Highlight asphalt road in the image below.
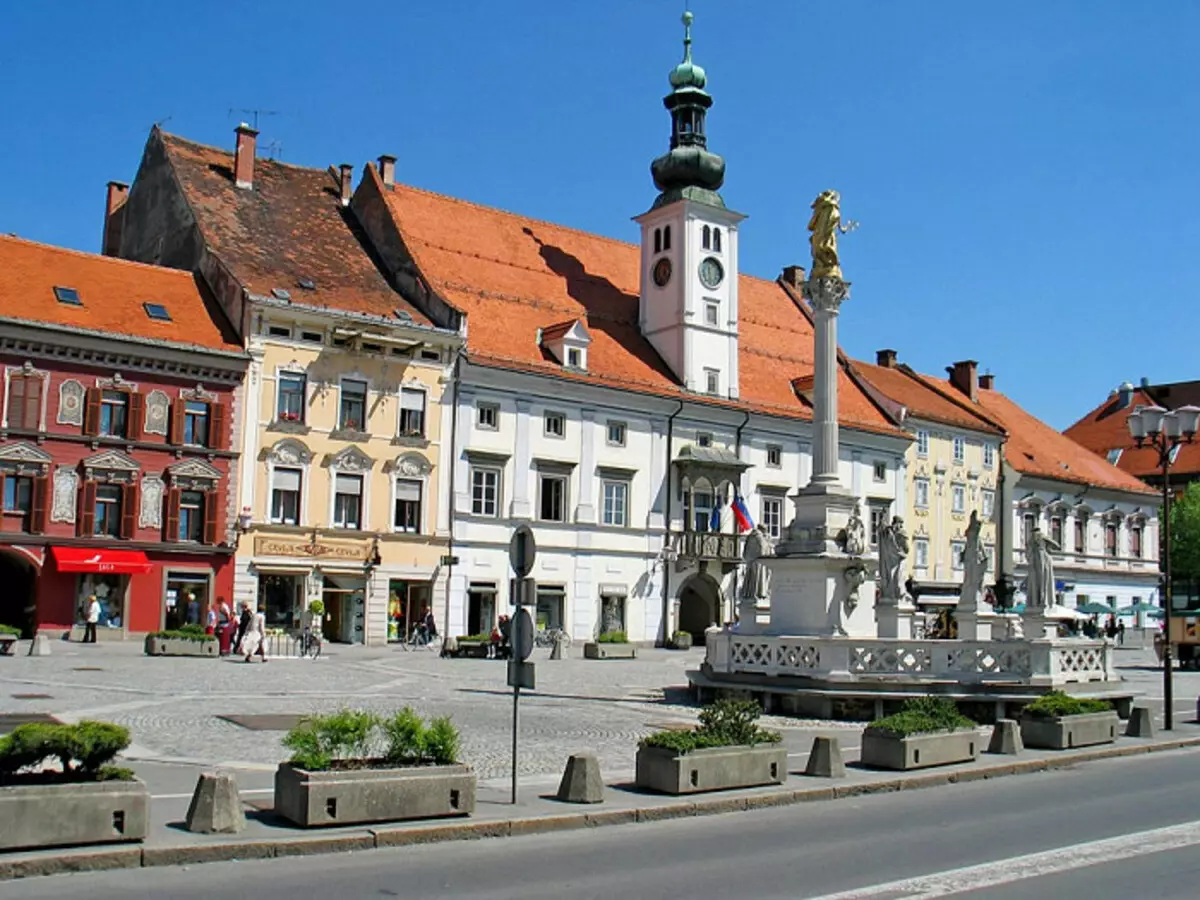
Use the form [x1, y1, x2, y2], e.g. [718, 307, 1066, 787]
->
[9, 747, 1200, 899]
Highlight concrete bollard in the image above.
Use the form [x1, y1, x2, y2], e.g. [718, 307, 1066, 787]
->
[987, 719, 1023, 755]
[1125, 706, 1156, 739]
[804, 736, 846, 778]
[185, 770, 245, 834]
[556, 753, 604, 803]
[27, 634, 50, 657]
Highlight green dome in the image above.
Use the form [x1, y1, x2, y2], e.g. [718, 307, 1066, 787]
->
[669, 11, 707, 89]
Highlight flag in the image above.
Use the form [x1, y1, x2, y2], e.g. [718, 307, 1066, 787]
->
[709, 500, 722, 532]
[731, 494, 754, 533]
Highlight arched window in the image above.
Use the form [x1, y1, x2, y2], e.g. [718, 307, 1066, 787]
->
[713, 228, 722, 253]
[663, 226, 671, 251]
[653, 228, 662, 254]
[702, 225, 711, 250]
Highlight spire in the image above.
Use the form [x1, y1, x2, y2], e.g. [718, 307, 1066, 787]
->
[650, 11, 726, 209]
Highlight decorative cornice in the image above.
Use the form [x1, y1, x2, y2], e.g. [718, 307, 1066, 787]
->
[0, 331, 244, 383]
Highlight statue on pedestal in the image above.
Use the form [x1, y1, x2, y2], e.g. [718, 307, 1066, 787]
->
[740, 526, 774, 604]
[842, 500, 867, 557]
[960, 511, 988, 609]
[807, 190, 856, 281]
[878, 516, 910, 603]
[1025, 528, 1059, 610]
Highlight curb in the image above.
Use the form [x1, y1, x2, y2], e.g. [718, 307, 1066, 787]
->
[4, 735, 1200, 881]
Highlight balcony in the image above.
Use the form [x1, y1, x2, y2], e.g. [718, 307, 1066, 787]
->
[670, 530, 744, 564]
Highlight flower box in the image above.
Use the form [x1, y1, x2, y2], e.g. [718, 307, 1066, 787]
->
[860, 728, 980, 771]
[273, 762, 475, 828]
[1020, 711, 1119, 750]
[584, 642, 637, 660]
[0, 779, 149, 851]
[670, 632, 693, 651]
[635, 743, 786, 795]
[144, 635, 218, 657]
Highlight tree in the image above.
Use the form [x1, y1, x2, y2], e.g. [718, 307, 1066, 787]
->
[1170, 483, 1200, 584]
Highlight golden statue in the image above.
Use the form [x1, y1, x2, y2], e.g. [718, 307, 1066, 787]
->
[807, 190, 854, 280]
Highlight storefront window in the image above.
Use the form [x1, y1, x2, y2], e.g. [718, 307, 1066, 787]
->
[388, 580, 432, 642]
[535, 584, 565, 630]
[76, 574, 124, 629]
[259, 573, 302, 630]
[164, 572, 210, 631]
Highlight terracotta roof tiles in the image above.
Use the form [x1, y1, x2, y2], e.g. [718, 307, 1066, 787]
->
[1065, 386, 1200, 480]
[852, 360, 1004, 435]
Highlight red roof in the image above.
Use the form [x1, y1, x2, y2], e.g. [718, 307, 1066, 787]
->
[0, 234, 241, 353]
[852, 360, 1004, 435]
[158, 132, 431, 326]
[1065, 386, 1200, 480]
[370, 168, 898, 436]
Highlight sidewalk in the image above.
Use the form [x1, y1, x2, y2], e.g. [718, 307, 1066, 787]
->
[4, 720, 1200, 881]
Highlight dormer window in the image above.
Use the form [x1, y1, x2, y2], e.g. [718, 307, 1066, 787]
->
[567, 348, 581, 368]
[540, 319, 591, 372]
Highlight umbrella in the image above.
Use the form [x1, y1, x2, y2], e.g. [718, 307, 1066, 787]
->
[1117, 603, 1154, 615]
[1145, 608, 1165, 619]
[1077, 601, 1116, 615]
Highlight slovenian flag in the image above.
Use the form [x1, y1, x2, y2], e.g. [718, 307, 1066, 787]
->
[731, 494, 754, 533]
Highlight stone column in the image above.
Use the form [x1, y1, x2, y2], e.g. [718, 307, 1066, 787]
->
[802, 276, 850, 490]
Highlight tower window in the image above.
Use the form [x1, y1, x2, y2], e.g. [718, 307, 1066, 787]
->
[704, 301, 719, 326]
[663, 226, 671, 251]
[702, 225, 711, 250]
[713, 228, 722, 253]
[654, 228, 662, 254]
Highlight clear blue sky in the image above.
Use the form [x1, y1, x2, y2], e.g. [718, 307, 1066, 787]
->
[3, 1, 1197, 429]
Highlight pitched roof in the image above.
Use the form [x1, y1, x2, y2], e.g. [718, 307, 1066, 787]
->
[0, 234, 242, 354]
[851, 360, 1004, 435]
[913, 373, 1154, 495]
[1065, 384, 1200, 480]
[369, 169, 898, 436]
[158, 131, 430, 326]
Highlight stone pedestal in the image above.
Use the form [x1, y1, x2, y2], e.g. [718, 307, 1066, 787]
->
[956, 608, 995, 641]
[1023, 615, 1059, 640]
[762, 554, 876, 637]
[876, 599, 917, 639]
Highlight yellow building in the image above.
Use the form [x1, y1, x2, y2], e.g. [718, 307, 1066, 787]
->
[854, 356, 1006, 603]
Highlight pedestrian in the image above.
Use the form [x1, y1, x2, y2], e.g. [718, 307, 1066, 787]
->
[185, 592, 200, 626]
[205, 604, 217, 636]
[83, 594, 100, 644]
[234, 601, 252, 654]
[242, 608, 268, 663]
[424, 610, 438, 640]
[1117, 620, 1126, 646]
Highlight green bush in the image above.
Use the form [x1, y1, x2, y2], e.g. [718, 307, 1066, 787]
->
[597, 631, 628, 644]
[284, 708, 461, 770]
[0, 624, 21, 636]
[0, 720, 131, 783]
[381, 707, 426, 764]
[456, 633, 492, 643]
[283, 709, 379, 771]
[639, 699, 780, 754]
[149, 629, 215, 643]
[1023, 691, 1112, 719]
[309, 599, 325, 617]
[866, 697, 978, 738]
[423, 717, 461, 765]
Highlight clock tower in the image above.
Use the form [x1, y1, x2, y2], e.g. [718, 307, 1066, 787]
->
[636, 11, 746, 398]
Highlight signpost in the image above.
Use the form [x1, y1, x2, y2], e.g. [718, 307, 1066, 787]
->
[507, 525, 536, 805]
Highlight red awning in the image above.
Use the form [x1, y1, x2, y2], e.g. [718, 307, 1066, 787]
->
[51, 547, 153, 575]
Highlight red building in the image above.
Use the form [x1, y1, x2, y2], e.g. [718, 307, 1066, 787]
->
[0, 235, 246, 638]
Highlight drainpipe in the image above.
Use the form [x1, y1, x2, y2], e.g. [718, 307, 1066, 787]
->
[660, 400, 685, 646]
[732, 410, 751, 624]
[442, 348, 465, 642]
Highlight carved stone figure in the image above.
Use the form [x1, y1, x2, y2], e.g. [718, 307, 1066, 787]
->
[139, 474, 165, 529]
[739, 526, 773, 602]
[145, 390, 171, 436]
[50, 467, 78, 524]
[878, 516, 910, 602]
[808, 189, 852, 280]
[57, 379, 85, 427]
[842, 500, 867, 557]
[840, 562, 869, 634]
[1025, 528, 1059, 610]
[959, 510, 988, 608]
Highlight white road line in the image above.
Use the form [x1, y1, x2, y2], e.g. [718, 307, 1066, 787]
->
[150, 789, 274, 800]
[806, 819, 1200, 899]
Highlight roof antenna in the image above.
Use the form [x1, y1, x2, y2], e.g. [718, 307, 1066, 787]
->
[227, 108, 279, 130]
[155, 115, 172, 129]
[263, 139, 284, 160]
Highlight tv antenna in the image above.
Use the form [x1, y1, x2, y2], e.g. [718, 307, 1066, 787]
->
[227, 108, 279, 130]
[263, 139, 284, 160]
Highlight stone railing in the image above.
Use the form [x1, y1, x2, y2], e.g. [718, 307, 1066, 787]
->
[670, 530, 743, 564]
[706, 632, 1114, 687]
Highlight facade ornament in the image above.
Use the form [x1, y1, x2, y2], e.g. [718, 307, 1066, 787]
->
[166, 458, 222, 488]
[841, 500, 867, 557]
[878, 516, 910, 603]
[50, 467, 78, 524]
[326, 445, 373, 473]
[388, 453, 432, 477]
[267, 438, 314, 466]
[57, 379, 85, 426]
[81, 449, 140, 482]
[0, 441, 52, 473]
[96, 373, 137, 390]
[144, 390, 171, 435]
[139, 474, 165, 529]
[739, 526, 774, 603]
[1025, 527, 1059, 610]
[181, 383, 217, 402]
[842, 562, 869, 620]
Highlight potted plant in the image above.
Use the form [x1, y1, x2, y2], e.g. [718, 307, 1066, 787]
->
[450, 634, 492, 658]
[1019, 692, 1118, 750]
[0, 721, 148, 851]
[861, 698, 981, 771]
[670, 630, 693, 651]
[274, 707, 475, 827]
[585, 630, 637, 660]
[635, 700, 785, 795]
[144, 623, 218, 657]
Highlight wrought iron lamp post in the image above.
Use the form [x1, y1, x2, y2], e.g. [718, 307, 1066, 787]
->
[1127, 403, 1200, 730]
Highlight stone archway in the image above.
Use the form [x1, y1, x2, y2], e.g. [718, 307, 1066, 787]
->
[0, 548, 38, 638]
[677, 572, 722, 645]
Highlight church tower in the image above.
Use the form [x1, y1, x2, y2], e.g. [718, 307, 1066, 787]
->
[636, 11, 746, 398]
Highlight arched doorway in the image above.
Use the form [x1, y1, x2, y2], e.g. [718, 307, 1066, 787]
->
[0, 549, 38, 638]
[677, 573, 722, 645]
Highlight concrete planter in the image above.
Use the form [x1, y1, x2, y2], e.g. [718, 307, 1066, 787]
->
[670, 633, 693, 651]
[584, 642, 637, 660]
[274, 762, 476, 828]
[0, 779, 149, 851]
[635, 743, 786, 795]
[1020, 711, 1119, 750]
[860, 728, 981, 771]
[144, 635, 218, 657]
[448, 640, 491, 659]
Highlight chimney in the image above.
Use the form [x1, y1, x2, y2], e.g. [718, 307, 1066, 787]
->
[378, 154, 396, 188]
[1117, 381, 1135, 408]
[876, 349, 898, 369]
[101, 181, 129, 257]
[947, 359, 979, 402]
[1140, 376, 1151, 389]
[780, 265, 806, 288]
[338, 164, 353, 207]
[234, 123, 258, 189]
[979, 373, 995, 390]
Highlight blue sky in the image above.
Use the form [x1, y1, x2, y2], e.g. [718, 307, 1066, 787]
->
[2, 1, 1197, 429]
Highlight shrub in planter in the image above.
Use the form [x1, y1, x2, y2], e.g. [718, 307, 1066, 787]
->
[0, 624, 21, 637]
[862, 698, 980, 771]
[0, 720, 134, 785]
[308, 599, 326, 617]
[670, 630, 693, 650]
[1022, 692, 1112, 719]
[865, 697, 977, 739]
[148, 628, 216, 642]
[1020, 691, 1118, 750]
[597, 631, 628, 644]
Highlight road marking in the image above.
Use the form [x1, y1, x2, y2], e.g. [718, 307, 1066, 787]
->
[150, 789, 274, 800]
[806, 819, 1200, 899]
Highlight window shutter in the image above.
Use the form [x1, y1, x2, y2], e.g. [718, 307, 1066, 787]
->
[203, 489, 220, 544]
[7, 375, 24, 427]
[22, 376, 42, 430]
[164, 487, 181, 542]
[169, 398, 186, 445]
[127, 392, 146, 441]
[78, 481, 97, 537]
[31, 475, 48, 533]
[120, 482, 139, 539]
[209, 402, 227, 450]
[83, 388, 102, 436]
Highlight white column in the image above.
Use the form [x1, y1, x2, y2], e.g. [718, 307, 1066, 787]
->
[803, 277, 849, 489]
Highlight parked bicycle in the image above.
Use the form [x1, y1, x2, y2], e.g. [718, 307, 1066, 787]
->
[296, 625, 322, 659]
[403, 624, 440, 652]
[534, 626, 571, 649]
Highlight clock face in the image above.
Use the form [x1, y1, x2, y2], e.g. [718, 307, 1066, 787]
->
[699, 256, 724, 289]
[653, 257, 673, 287]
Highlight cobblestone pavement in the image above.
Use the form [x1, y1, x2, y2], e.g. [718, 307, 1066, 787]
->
[1, 640, 1190, 783]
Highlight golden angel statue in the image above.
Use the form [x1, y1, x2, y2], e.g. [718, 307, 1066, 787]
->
[807, 190, 855, 280]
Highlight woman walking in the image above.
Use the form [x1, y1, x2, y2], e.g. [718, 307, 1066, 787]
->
[241, 607, 268, 663]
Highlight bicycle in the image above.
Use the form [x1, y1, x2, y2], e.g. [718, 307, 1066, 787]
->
[296, 626, 322, 659]
[534, 627, 571, 649]
[405, 625, 440, 652]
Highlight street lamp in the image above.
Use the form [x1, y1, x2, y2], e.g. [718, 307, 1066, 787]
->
[1127, 403, 1200, 730]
